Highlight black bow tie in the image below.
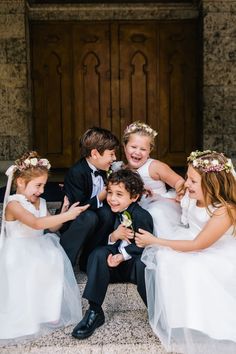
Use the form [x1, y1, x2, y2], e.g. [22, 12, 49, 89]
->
[93, 170, 103, 177]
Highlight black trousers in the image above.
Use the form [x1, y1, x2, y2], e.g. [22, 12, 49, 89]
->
[83, 246, 147, 306]
[60, 204, 115, 267]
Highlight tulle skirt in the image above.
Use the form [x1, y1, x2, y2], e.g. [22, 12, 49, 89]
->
[142, 238, 236, 354]
[0, 233, 82, 345]
[139, 193, 182, 236]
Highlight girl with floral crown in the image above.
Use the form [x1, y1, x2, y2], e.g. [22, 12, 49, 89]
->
[120, 121, 185, 236]
[135, 150, 236, 354]
[0, 151, 89, 345]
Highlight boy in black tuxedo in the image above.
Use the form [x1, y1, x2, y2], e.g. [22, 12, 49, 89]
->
[60, 127, 119, 269]
[72, 169, 153, 339]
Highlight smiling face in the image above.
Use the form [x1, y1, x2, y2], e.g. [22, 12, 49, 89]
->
[106, 182, 138, 213]
[16, 173, 48, 204]
[89, 149, 116, 171]
[124, 133, 151, 170]
[185, 165, 205, 206]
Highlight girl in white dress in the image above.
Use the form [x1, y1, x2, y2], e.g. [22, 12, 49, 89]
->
[0, 151, 89, 345]
[122, 121, 185, 235]
[135, 150, 236, 354]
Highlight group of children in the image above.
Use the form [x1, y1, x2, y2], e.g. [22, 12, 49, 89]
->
[0, 122, 236, 354]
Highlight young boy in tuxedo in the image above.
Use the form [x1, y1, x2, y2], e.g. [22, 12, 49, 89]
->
[60, 127, 119, 270]
[72, 169, 153, 339]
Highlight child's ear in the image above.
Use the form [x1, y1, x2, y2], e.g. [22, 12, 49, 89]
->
[132, 194, 139, 203]
[16, 177, 25, 188]
[91, 148, 100, 159]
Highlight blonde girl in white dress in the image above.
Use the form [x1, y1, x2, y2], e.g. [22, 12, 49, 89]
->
[122, 121, 185, 235]
[0, 151, 89, 345]
[135, 150, 236, 354]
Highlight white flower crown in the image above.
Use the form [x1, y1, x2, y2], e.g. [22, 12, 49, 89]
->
[15, 157, 51, 171]
[187, 150, 233, 174]
[124, 121, 158, 138]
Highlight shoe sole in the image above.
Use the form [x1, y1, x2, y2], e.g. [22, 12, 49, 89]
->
[71, 317, 105, 340]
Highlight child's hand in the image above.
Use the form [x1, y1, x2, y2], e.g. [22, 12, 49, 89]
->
[61, 195, 70, 213]
[143, 185, 154, 198]
[67, 202, 89, 220]
[175, 180, 186, 202]
[107, 253, 124, 267]
[175, 191, 185, 202]
[98, 187, 107, 202]
[112, 224, 134, 242]
[135, 228, 157, 248]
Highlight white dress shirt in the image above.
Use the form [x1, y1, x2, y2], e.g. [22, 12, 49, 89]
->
[86, 160, 104, 208]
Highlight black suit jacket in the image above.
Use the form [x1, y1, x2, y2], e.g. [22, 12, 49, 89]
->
[64, 158, 107, 210]
[112, 202, 153, 257]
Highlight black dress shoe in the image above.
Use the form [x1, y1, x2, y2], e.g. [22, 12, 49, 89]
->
[72, 308, 105, 339]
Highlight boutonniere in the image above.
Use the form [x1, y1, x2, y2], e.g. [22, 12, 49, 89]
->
[106, 168, 112, 178]
[121, 211, 133, 230]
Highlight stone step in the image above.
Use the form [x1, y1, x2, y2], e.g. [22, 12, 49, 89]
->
[76, 272, 146, 312]
[1, 309, 168, 354]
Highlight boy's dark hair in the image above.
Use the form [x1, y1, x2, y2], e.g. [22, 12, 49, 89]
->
[106, 169, 144, 201]
[80, 127, 119, 157]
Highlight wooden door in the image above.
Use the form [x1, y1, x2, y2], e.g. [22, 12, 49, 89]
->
[30, 20, 199, 168]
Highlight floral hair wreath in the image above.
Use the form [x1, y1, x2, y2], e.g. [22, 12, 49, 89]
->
[124, 121, 158, 138]
[15, 157, 51, 171]
[187, 150, 233, 174]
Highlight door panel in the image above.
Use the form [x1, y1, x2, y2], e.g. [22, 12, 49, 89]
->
[118, 23, 158, 157]
[159, 21, 198, 165]
[73, 23, 112, 158]
[30, 20, 199, 168]
[31, 23, 73, 168]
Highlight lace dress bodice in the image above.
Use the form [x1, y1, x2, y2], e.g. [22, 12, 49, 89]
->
[5, 194, 46, 239]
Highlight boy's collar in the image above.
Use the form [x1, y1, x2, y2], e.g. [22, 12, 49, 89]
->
[119, 202, 137, 214]
[86, 158, 99, 172]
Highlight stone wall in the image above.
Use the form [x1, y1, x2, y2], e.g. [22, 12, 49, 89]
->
[0, 0, 236, 169]
[203, 0, 236, 162]
[0, 0, 30, 170]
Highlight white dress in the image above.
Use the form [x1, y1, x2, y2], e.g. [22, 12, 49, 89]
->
[0, 194, 82, 345]
[142, 195, 236, 354]
[137, 159, 182, 236]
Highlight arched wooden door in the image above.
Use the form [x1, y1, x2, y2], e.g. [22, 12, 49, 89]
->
[30, 20, 200, 168]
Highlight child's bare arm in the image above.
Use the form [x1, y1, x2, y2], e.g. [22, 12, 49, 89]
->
[6, 200, 89, 231]
[149, 160, 185, 191]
